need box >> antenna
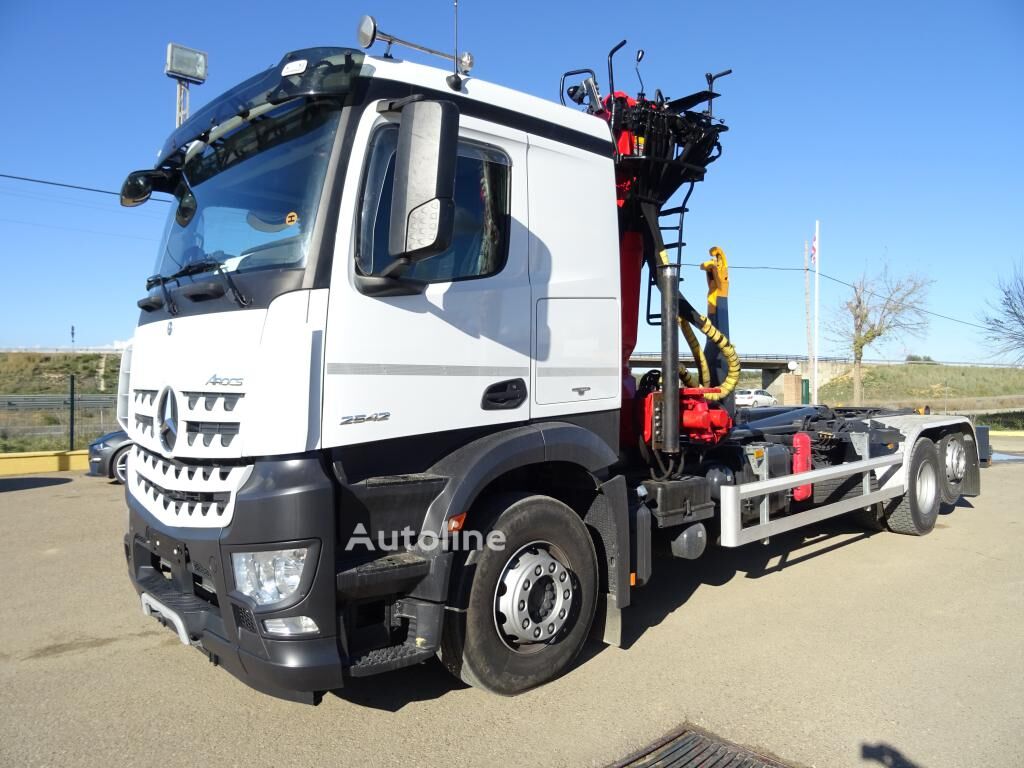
[447,0,461,91]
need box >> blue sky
[0,0,1021,362]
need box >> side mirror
[120,171,154,207]
[387,99,459,267]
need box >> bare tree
[829,268,932,405]
[982,265,1024,364]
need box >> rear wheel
[111,445,130,485]
[936,432,967,507]
[884,437,941,536]
[441,493,598,695]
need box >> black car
[88,430,133,484]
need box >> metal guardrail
[1,395,117,410]
[631,352,1022,369]
[0,391,119,451]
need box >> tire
[440,493,598,695]
[111,445,130,485]
[883,437,941,536]
[936,432,967,507]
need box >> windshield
[152,98,341,282]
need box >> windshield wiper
[155,257,251,309]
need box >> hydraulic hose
[680,297,742,402]
[654,247,740,401]
[679,318,709,387]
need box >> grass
[977,411,1024,431]
[820,363,1024,407]
[0,352,121,395]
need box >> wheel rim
[494,541,576,654]
[944,438,966,484]
[114,449,129,484]
[915,459,938,513]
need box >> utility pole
[165,43,208,128]
[803,240,812,377]
[812,220,821,404]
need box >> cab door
[322,107,531,449]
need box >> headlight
[92,441,108,451]
[231,548,308,605]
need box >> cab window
[357,124,510,283]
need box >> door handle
[481,379,527,411]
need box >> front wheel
[111,445,130,485]
[441,493,598,695]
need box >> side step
[347,640,435,678]
[336,551,430,600]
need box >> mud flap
[584,474,630,647]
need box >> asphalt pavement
[1,466,1022,768]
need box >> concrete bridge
[628,352,852,396]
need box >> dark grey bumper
[88,444,110,477]
[123,455,343,703]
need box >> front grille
[135,414,154,438]
[137,475,230,519]
[181,391,243,412]
[233,603,258,634]
[186,421,240,448]
[129,445,252,529]
[133,389,158,406]
[130,386,246,459]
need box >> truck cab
[119,47,628,702]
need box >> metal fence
[0,389,118,453]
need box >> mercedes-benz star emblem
[157,387,179,452]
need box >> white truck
[116,18,980,703]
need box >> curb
[988,430,1024,438]
[0,450,89,477]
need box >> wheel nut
[518,600,525,610]
[559,572,567,582]
[535,565,542,576]
[547,623,554,634]
[549,563,556,573]
[563,589,570,599]
[558,608,566,619]
[533,627,541,638]
[523,579,530,590]
[522,619,529,629]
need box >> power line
[0,217,159,243]
[0,169,999,334]
[682,262,988,331]
[0,188,167,220]
[0,172,171,203]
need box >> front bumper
[123,455,343,703]
[87,445,109,477]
